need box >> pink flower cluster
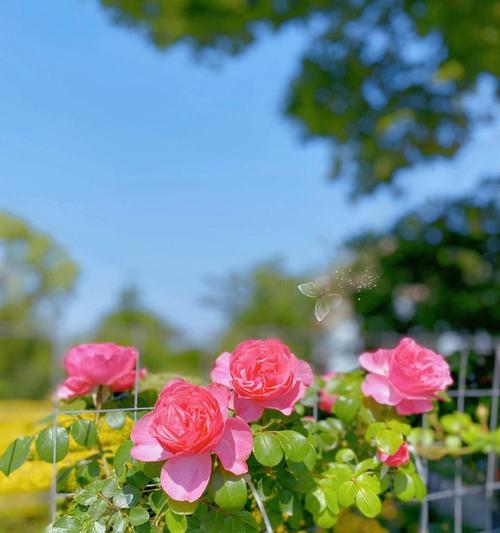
[131,338,312,502]
[57,343,146,400]
[359,337,452,415]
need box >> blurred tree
[346,178,500,335]
[205,260,321,360]
[97,0,500,196]
[0,211,78,398]
[93,285,202,376]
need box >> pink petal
[361,374,402,405]
[130,413,171,462]
[205,383,230,419]
[262,380,304,416]
[160,453,212,502]
[210,352,232,387]
[233,396,265,422]
[213,417,253,475]
[359,348,392,376]
[56,377,92,399]
[297,359,313,387]
[396,398,434,415]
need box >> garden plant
[1,337,499,532]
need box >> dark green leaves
[71,419,97,448]
[36,426,69,462]
[0,436,33,476]
[253,433,283,467]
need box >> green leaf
[315,508,338,528]
[338,480,357,507]
[142,461,163,479]
[36,426,69,462]
[50,516,82,533]
[356,489,382,517]
[276,430,309,462]
[412,473,427,500]
[88,499,108,519]
[114,440,133,477]
[355,457,379,474]
[365,422,384,441]
[356,473,381,494]
[236,511,258,531]
[387,420,411,436]
[375,429,403,455]
[147,491,167,514]
[167,496,199,515]
[253,433,283,467]
[335,448,356,463]
[102,477,120,498]
[75,485,99,506]
[278,489,294,516]
[302,444,317,471]
[333,395,360,422]
[305,487,327,515]
[71,420,97,448]
[208,469,247,511]
[113,485,141,509]
[0,436,33,476]
[164,509,187,533]
[394,472,416,501]
[105,411,126,430]
[256,477,274,502]
[129,507,150,526]
[109,514,128,533]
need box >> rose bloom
[377,442,410,467]
[360,337,452,415]
[211,338,313,422]
[131,379,253,502]
[57,343,146,399]
[319,371,337,413]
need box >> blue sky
[1,1,499,342]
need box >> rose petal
[396,398,434,415]
[160,453,212,502]
[205,383,230,419]
[359,348,392,376]
[297,359,313,387]
[56,377,92,399]
[213,417,253,475]
[232,396,265,422]
[210,352,232,387]
[262,379,304,416]
[130,413,171,462]
[361,374,402,405]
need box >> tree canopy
[346,178,500,335]
[98,0,500,196]
[0,211,78,398]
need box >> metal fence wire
[49,337,500,532]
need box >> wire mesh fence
[39,332,500,531]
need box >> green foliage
[2,367,488,531]
[96,1,500,195]
[0,436,33,475]
[0,211,78,398]
[348,182,500,334]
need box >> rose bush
[0,335,498,533]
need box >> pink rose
[56,343,145,399]
[360,337,452,415]
[211,339,313,422]
[131,379,253,502]
[319,371,337,413]
[377,442,410,467]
